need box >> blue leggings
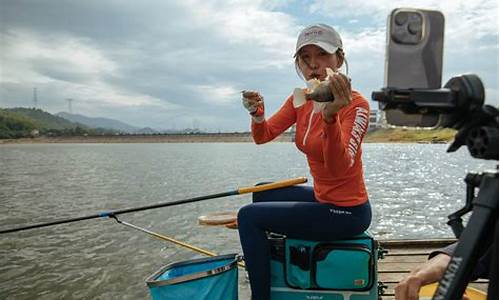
[237,185,371,300]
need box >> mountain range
[56,112,142,133]
[55,112,203,134]
[1,107,201,138]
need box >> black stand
[372,74,499,299]
[433,171,498,299]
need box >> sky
[1,0,498,132]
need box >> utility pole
[193,119,200,131]
[66,98,73,114]
[33,88,38,109]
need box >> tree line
[0,108,116,139]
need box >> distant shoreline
[0,132,272,144]
[0,129,455,144]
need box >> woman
[238,24,372,300]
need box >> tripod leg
[487,220,498,300]
[432,173,498,300]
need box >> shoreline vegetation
[0,128,457,144]
[1,108,457,144]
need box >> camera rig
[373,74,498,300]
[372,74,498,160]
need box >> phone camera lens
[394,12,408,26]
[408,21,422,35]
[391,27,407,43]
[409,12,422,23]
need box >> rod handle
[238,177,307,194]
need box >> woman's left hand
[322,72,352,123]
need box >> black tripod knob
[467,126,499,160]
[465,173,483,187]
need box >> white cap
[294,24,343,57]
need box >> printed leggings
[237,185,371,300]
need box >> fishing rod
[0,177,307,234]
[110,215,246,268]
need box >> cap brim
[294,41,339,57]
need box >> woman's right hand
[242,90,264,116]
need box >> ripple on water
[0,143,495,299]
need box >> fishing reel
[372,74,499,160]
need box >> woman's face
[297,45,340,81]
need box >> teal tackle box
[269,232,382,300]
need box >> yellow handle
[149,229,247,268]
[120,220,246,268]
[238,177,308,194]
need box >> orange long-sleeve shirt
[251,90,369,206]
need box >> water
[0,143,496,299]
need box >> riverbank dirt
[0,132,276,144]
[0,129,456,144]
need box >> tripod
[438,170,498,299]
[372,74,499,299]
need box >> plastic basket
[146,254,239,300]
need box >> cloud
[2,30,117,84]
[1,29,179,113]
[306,0,498,105]
[178,0,299,67]
[192,84,240,106]
[0,0,497,130]
[0,0,306,130]
[343,28,387,56]
[308,0,498,52]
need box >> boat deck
[378,239,489,298]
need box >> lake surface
[0,143,496,299]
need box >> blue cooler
[269,232,380,300]
[146,254,239,300]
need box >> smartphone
[382,8,445,127]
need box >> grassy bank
[364,128,456,143]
